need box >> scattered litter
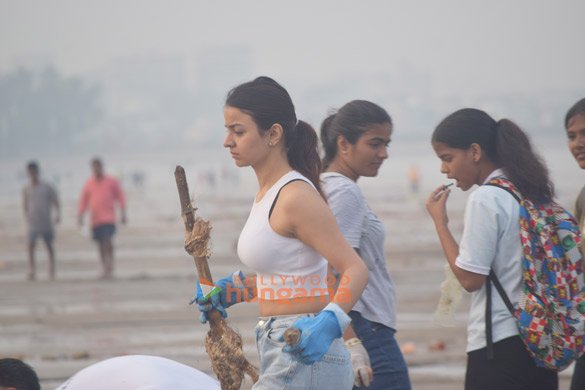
[428,339,446,351]
[400,342,417,354]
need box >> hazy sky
[1,0,584,98]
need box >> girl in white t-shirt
[425,108,558,390]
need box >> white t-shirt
[321,172,397,329]
[455,169,522,352]
[54,355,220,390]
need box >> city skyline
[1,1,584,156]
[1,1,583,96]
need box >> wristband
[345,337,362,347]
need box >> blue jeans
[349,311,411,390]
[253,313,353,390]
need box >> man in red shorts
[78,158,126,279]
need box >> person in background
[408,164,420,194]
[320,100,411,389]
[0,358,40,390]
[197,76,369,389]
[78,157,126,279]
[22,161,60,281]
[565,97,585,390]
[425,108,558,389]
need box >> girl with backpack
[197,76,369,389]
[425,108,558,390]
[320,100,411,390]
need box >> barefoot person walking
[78,157,126,279]
[22,161,60,281]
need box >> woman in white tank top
[198,77,369,390]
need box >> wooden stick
[175,165,258,389]
[175,166,222,325]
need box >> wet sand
[0,187,575,389]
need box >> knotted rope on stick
[184,214,212,258]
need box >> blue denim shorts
[253,313,353,390]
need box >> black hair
[0,358,40,390]
[91,157,102,166]
[565,97,585,129]
[225,76,324,197]
[432,108,554,202]
[320,100,392,170]
[26,161,38,171]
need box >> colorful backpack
[484,176,585,372]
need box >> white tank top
[237,171,329,301]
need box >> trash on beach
[433,263,463,327]
[400,342,417,354]
[428,339,446,351]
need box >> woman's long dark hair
[320,100,392,170]
[432,108,554,202]
[225,76,324,198]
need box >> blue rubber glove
[191,270,247,324]
[279,302,351,364]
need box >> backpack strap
[485,270,517,359]
[483,176,522,203]
[483,176,521,359]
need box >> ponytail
[320,113,337,170]
[494,119,554,201]
[287,120,325,198]
[433,108,554,202]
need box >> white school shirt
[455,169,522,352]
[54,355,220,390]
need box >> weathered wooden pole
[175,166,258,389]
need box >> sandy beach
[0,145,579,389]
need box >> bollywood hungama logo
[190,279,221,304]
